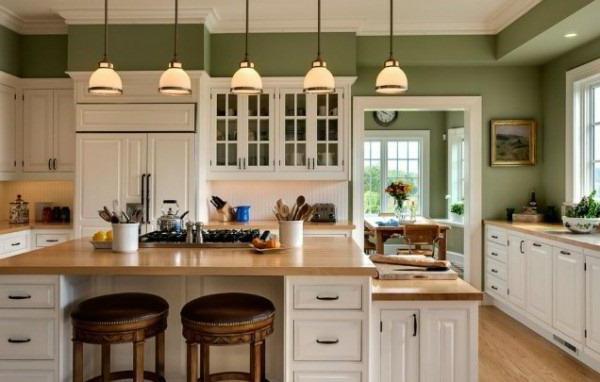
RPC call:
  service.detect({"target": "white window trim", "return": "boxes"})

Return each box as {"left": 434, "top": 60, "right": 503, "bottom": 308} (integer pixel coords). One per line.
{"left": 566, "top": 57, "right": 600, "bottom": 202}
{"left": 447, "top": 127, "right": 465, "bottom": 213}
{"left": 365, "top": 129, "right": 430, "bottom": 217}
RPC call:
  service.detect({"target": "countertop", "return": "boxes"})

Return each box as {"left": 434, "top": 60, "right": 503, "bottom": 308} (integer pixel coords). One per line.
{"left": 372, "top": 278, "right": 483, "bottom": 301}
{"left": 485, "top": 220, "right": 600, "bottom": 252}
{"left": 205, "top": 220, "right": 355, "bottom": 231}
{"left": 0, "top": 221, "right": 72, "bottom": 235}
{"left": 0, "top": 237, "right": 376, "bottom": 276}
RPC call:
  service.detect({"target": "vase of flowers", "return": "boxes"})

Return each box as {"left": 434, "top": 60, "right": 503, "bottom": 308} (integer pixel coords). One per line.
{"left": 385, "top": 180, "right": 414, "bottom": 222}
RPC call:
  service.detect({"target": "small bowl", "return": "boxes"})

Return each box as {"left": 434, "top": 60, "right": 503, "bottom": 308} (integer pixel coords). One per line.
{"left": 562, "top": 216, "right": 600, "bottom": 234}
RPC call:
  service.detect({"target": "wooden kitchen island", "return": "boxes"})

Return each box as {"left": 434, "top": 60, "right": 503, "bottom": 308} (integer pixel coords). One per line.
{"left": 0, "top": 237, "right": 480, "bottom": 382}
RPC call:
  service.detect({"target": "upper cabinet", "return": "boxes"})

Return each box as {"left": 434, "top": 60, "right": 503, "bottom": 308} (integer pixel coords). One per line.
{"left": 0, "top": 84, "right": 16, "bottom": 174}
{"left": 208, "top": 78, "right": 354, "bottom": 181}
{"left": 23, "top": 87, "right": 75, "bottom": 173}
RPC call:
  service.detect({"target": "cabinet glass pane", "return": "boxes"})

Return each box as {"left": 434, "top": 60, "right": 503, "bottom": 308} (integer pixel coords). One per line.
{"left": 260, "top": 120, "right": 269, "bottom": 141}
{"left": 297, "top": 120, "right": 306, "bottom": 140}
{"left": 216, "top": 143, "right": 226, "bottom": 166}
{"left": 297, "top": 143, "right": 306, "bottom": 166}
{"left": 317, "top": 94, "right": 327, "bottom": 116}
{"left": 260, "top": 94, "right": 269, "bottom": 116}
{"left": 227, "top": 94, "right": 237, "bottom": 116}
{"left": 329, "top": 143, "right": 338, "bottom": 165}
{"left": 297, "top": 94, "right": 306, "bottom": 116}
{"left": 286, "top": 95, "right": 295, "bottom": 116}
{"left": 317, "top": 120, "right": 327, "bottom": 141}
{"left": 285, "top": 120, "right": 295, "bottom": 141}
{"left": 328, "top": 120, "right": 338, "bottom": 140}
{"left": 249, "top": 95, "right": 258, "bottom": 117}
{"left": 228, "top": 121, "right": 237, "bottom": 140}
{"left": 248, "top": 143, "right": 257, "bottom": 166}
{"left": 248, "top": 120, "right": 258, "bottom": 141}
{"left": 329, "top": 93, "right": 338, "bottom": 116}
{"left": 260, "top": 143, "right": 269, "bottom": 166}
{"left": 285, "top": 143, "right": 295, "bottom": 165}
{"left": 216, "top": 120, "right": 226, "bottom": 141}
{"left": 317, "top": 143, "right": 327, "bottom": 166}
{"left": 228, "top": 143, "right": 237, "bottom": 166}
{"left": 217, "top": 94, "right": 226, "bottom": 116}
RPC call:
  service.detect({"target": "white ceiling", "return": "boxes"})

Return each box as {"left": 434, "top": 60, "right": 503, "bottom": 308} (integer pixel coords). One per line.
{"left": 0, "top": 0, "right": 542, "bottom": 35}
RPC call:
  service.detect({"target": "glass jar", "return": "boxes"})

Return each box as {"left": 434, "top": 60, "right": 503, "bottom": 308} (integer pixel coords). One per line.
{"left": 9, "top": 195, "right": 29, "bottom": 224}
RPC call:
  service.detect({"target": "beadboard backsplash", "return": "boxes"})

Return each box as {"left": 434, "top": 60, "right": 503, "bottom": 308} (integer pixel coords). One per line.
{"left": 208, "top": 181, "right": 349, "bottom": 221}
{"left": 0, "top": 181, "right": 74, "bottom": 221}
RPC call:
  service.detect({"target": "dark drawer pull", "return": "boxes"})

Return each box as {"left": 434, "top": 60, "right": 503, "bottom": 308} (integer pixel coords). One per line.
{"left": 8, "top": 337, "right": 31, "bottom": 344}
{"left": 45, "top": 239, "right": 59, "bottom": 243}
{"left": 491, "top": 286, "right": 498, "bottom": 291}
{"left": 491, "top": 269, "right": 498, "bottom": 274}
{"left": 316, "top": 295, "right": 339, "bottom": 301}
{"left": 491, "top": 252, "right": 499, "bottom": 257}
{"left": 491, "top": 235, "right": 499, "bottom": 239}
{"left": 8, "top": 294, "right": 31, "bottom": 300}
{"left": 10, "top": 242, "right": 21, "bottom": 247}
{"left": 316, "top": 338, "right": 339, "bottom": 345}
{"left": 533, "top": 243, "right": 542, "bottom": 247}
{"left": 560, "top": 250, "right": 571, "bottom": 256}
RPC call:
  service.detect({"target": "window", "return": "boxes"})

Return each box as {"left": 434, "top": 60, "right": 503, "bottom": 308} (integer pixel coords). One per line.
{"left": 447, "top": 128, "right": 465, "bottom": 211}
{"left": 364, "top": 130, "right": 430, "bottom": 216}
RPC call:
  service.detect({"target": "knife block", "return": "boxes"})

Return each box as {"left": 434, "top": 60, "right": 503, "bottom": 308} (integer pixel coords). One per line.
{"left": 217, "top": 203, "right": 235, "bottom": 222}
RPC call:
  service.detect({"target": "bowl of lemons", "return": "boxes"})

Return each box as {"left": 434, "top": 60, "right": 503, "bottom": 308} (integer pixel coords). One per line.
{"left": 90, "top": 230, "right": 113, "bottom": 249}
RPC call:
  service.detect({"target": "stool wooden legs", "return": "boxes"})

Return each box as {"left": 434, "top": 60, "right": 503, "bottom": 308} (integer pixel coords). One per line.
{"left": 200, "top": 343, "right": 210, "bottom": 382}
{"left": 133, "top": 340, "right": 144, "bottom": 382}
{"left": 73, "top": 341, "right": 83, "bottom": 382}
{"left": 156, "top": 332, "right": 165, "bottom": 378}
{"left": 101, "top": 344, "right": 110, "bottom": 382}
{"left": 187, "top": 341, "right": 198, "bottom": 382}
{"left": 250, "top": 341, "right": 261, "bottom": 382}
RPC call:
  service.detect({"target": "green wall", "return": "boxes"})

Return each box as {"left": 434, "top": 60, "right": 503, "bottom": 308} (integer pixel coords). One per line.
{"left": 0, "top": 25, "right": 20, "bottom": 76}
{"left": 67, "top": 24, "right": 206, "bottom": 71}
{"left": 20, "top": 35, "right": 68, "bottom": 78}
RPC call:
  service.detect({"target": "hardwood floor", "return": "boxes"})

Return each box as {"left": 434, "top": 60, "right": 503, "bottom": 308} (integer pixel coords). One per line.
{"left": 480, "top": 306, "right": 600, "bottom": 381}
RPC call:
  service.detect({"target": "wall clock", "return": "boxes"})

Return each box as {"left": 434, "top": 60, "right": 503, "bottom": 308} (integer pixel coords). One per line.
{"left": 373, "top": 110, "right": 398, "bottom": 127}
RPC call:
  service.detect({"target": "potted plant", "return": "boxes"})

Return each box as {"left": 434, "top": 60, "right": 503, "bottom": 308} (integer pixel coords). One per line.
{"left": 450, "top": 201, "right": 464, "bottom": 223}
{"left": 563, "top": 191, "right": 600, "bottom": 233}
{"left": 385, "top": 180, "right": 414, "bottom": 222}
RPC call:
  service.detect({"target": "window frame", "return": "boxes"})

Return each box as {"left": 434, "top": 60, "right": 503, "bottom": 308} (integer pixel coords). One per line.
{"left": 364, "top": 130, "right": 430, "bottom": 217}
{"left": 447, "top": 127, "right": 465, "bottom": 213}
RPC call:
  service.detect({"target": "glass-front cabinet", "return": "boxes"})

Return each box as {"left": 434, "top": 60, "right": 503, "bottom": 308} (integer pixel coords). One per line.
{"left": 208, "top": 79, "right": 351, "bottom": 180}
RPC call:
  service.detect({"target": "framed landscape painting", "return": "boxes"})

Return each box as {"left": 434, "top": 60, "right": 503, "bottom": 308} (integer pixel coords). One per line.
{"left": 491, "top": 120, "right": 536, "bottom": 166}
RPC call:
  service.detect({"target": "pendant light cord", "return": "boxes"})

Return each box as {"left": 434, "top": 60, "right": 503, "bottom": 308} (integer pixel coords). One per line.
{"left": 317, "top": 0, "right": 322, "bottom": 60}
{"left": 389, "top": 0, "right": 393, "bottom": 59}
{"left": 244, "top": 0, "right": 249, "bottom": 61}
{"left": 103, "top": 0, "right": 108, "bottom": 61}
{"left": 173, "top": 0, "right": 179, "bottom": 60}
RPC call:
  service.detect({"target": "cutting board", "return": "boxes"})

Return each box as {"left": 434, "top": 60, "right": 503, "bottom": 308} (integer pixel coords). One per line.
{"left": 375, "top": 263, "right": 458, "bottom": 280}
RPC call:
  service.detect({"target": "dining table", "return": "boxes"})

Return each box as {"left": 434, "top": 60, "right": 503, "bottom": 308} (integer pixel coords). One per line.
{"left": 364, "top": 216, "right": 450, "bottom": 259}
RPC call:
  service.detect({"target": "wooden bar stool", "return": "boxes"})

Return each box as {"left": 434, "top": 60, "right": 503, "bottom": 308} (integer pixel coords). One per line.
{"left": 71, "top": 292, "right": 169, "bottom": 382}
{"left": 181, "top": 293, "right": 275, "bottom": 382}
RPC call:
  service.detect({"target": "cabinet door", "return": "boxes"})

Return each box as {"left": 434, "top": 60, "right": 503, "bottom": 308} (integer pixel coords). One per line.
{"left": 526, "top": 240, "right": 553, "bottom": 324}
{"left": 245, "top": 91, "right": 275, "bottom": 171}
{"left": 586, "top": 255, "right": 600, "bottom": 353}
{"left": 280, "top": 90, "right": 309, "bottom": 171}
{"left": 53, "top": 89, "right": 76, "bottom": 172}
{"left": 507, "top": 235, "right": 527, "bottom": 309}
{"left": 553, "top": 247, "right": 585, "bottom": 342}
{"left": 211, "top": 91, "right": 240, "bottom": 170}
{"left": 420, "top": 308, "right": 473, "bottom": 382}
{"left": 380, "top": 310, "right": 419, "bottom": 382}
{"left": 147, "top": 134, "right": 195, "bottom": 227}
{"left": 0, "top": 84, "right": 16, "bottom": 172}
{"left": 121, "top": 135, "right": 147, "bottom": 207}
{"left": 313, "top": 91, "right": 343, "bottom": 172}
{"left": 23, "top": 90, "right": 53, "bottom": 172}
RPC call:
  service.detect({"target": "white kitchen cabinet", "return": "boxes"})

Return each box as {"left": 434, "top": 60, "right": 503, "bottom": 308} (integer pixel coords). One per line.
{"left": 75, "top": 133, "right": 196, "bottom": 237}
{"left": 586, "top": 255, "right": 600, "bottom": 354}
{"left": 553, "top": 247, "right": 585, "bottom": 342}
{"left": 379, "top": 310, "right": 419, "bottom": 382}
{"left": 0, "top": 231, "right": 31, "bottom": 260}
{"left": 0, "top": 83, "right": 16, "bottom": 173}
{"left": 23, "top": 89, "right": 75, "bottom": 173}
{"left": 507, "top": 234, "right": 527, "bottom": 309}
{"left": 526, "top": 240, "right": 553, "bottom": 325}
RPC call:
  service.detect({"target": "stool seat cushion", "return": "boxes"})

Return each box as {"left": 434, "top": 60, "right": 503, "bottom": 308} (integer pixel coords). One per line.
{"left": 181, "top": 293, "right": 275, "bottom": 326}
{"left": 72, "top": 292, "right": 169, "bottom": 325}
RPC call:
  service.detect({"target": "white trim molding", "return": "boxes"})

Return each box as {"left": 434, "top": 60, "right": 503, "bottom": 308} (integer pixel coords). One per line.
{"left": 0, "top": 5, "right": 66, "bottom": 35}
{"left": 566, "top": 57, "right": 600, "bottom": 203}
{"left": 353, "top": 96, "right": 483, "bottom": 289}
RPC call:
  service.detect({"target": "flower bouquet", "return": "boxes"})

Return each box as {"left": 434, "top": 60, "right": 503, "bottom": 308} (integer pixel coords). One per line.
{"left": 385, "top": 180, "right": 415, "bottom": 222}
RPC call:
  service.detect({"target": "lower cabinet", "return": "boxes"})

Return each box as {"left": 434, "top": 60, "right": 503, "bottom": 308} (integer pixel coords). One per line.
{"left": 553, "top": 246, "right": 585, "bottom": 342}
{"left": 587, "top": 255, "right": 600, "bottom": 354}
{"left": 526, "top": 241, "right": 553, "bottom": 325}
{"left": 0, "top": 230, "right": 31, "bottom": 260}
{"left": 374, "top": 303, "right": 478, "bottom": 382}
{"left": 507, "top": 234, "right": 527, "bottom": 309}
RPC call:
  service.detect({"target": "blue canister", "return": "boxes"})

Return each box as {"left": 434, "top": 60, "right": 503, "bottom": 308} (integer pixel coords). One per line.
{"left": 234, "top": 206, "right": 251, "bottom": 222}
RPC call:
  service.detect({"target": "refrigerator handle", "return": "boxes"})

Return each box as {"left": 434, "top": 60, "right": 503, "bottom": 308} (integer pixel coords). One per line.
{"left": 141, "top": 174, "right": 146, "bottom": 224}
{"left": 146, "top": 173, "right": 151, "bottom": 227}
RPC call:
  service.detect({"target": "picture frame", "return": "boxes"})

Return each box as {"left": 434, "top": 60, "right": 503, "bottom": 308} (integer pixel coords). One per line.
{"left": 491, "top": 119, "right": 537, "bottom": 166}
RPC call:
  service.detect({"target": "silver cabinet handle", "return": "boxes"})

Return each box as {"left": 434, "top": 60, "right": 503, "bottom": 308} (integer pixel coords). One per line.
{"left": 316, "top": 295, "right": 339, "bottom": 301}
{"left": 8, "top": 294, "right": 31, "bottom": 300}
{"left": 316, "top": 338, "right": 339, "bottom": 345}
{"left": 8, "top": 337, "right": 31, "bottom": 344}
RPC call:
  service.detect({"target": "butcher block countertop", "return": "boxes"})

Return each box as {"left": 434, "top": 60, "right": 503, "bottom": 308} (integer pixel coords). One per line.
{"left": 486, "top": 220, "right": 600, "bottom": 252}
{"left": 205, "top": 220, "right": 355, "bottom": 231}
{"left": 0, "top": 221, "right": 72, "bottom": 235}
{"left": 372, "top": 278, "right": 483, "bottom": 301}
{"left": 0, "top": 237, "right": 376, "bottom": 276}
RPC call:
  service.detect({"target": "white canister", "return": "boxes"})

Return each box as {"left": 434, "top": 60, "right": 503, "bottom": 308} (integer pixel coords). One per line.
{"left": 279, "top": 220, "right": 304, "bottom": 248}
{"left": 112, "top": 223, "right": 140, "bottom": 253}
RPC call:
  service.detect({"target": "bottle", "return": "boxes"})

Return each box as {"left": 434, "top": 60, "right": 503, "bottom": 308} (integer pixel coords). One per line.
{"left": 529, "top": 191, "right": 537, "bottom": 211}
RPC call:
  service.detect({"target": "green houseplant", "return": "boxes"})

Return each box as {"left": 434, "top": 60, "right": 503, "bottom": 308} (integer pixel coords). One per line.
{"left": 563, "top": 191, "right": 600, "bottom": 233}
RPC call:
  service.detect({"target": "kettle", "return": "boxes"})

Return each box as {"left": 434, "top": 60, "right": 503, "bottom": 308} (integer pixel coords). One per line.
{"left": 157, "top": 200, "right": 189, "bottom": 232}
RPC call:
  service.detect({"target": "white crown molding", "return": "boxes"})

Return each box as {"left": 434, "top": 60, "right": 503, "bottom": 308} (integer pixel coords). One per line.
{"left": 210, "top": 17, "right": 365, "bottom": 34}
{"left": 488, "top": 0, "right": 542, "bottom": 34}
{"left": 0, "top": 4, "right": 66, "bottom": 35}
{"left": 358, "top": 22, "right": 498, "bottom": 36}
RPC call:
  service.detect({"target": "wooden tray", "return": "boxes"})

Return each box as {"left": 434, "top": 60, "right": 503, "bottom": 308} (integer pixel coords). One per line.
{"left": 375, "top": 263, "right": 457, "bottom": 280}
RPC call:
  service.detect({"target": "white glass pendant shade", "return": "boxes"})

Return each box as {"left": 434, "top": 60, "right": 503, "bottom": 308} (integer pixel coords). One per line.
{"left": 159, "top": 61, "right": 192, "bottom": 95}
{"left": 303, "top": 60, "right": 335, "bottom": 94}
{"left": 375, "top": 59, "right": 408, "bottom": 94}
{"left": 88, "top": 61, "right": 123, "bottom": 95}
{"left": 231, "top": 61, "right": 263, "bottom": 94}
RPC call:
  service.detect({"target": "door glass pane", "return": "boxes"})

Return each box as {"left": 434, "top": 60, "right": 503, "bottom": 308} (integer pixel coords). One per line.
{"left": 216, "top": 143, "right": 226, "bottom": 166}
{"left": 297, "top": 143, "right": 306, "bottom": 166}
{"left": 217, "top": 95, "right": 226, "bottom": 116}
{"left": 329, "top": 93, "right": 338, "bottom": 116}
{"left": 248, "top": 120, "right": 258, "bottom": 141}
{"left": 260, "top": 94, "right": 269, "bottom": 116}
{"left": 260, "top": 120, "right": 269, "bottom": 141}
{"left": 317, "top": 120, "right": 327, "bottom": 141}
{"left": 285, "top": 143, "right": 295, "bottom": 165}
{"left": 328, "top": 120, "right": 338, "bottom": 141}
{"left": 228, "top": 121, "right": 237, "bottom": 140}
{"left": 260, "top": 143, "right": 269, "bottom": 166}
{"left": 329, "top": 143, "right": 338, "bottom": 165}
{"left": 228, "top": 144, "right": 237, "bottom": 166}
{"left": 297, "top": 120, "right": 306, "bottom": 140}
{"left": 317, "top": 143, "right": 327, "bottom": 165}
{"left": 248, "top": 143, "right": 257, "bottom": 166}
{"left": 216, "top": 120, "right": 226, "bottom": 141}
{"left": 317, "top": 95, "right": 327, "bottom": 116}
{"left": 248, "top": 95, "right": 258, "bottom": 117}
{"left": 297, "top": 94, "right": 306, "bottom": 116}
{"left": 227, "top": 94, "right": 237, "bottom": 116}
{"left": 285, "top": 94, "right": 295, "bottom": 116}
{"left": 285, "top": 120, "right": 295, "bottom": 141}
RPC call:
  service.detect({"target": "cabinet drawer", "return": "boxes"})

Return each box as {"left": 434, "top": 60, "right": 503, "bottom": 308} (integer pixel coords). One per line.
{"left": 0, "top": 370, "right": 53, "bottom": 382}
{"left": 294, "top": 372, "right": 361, "bottom": 382}
{"left": 486, "top": 243, "right": 507, "bottom": 264}
{"left": 486, "top": 275, "right": 507, "bottom": 298}
{"left": 2, "top": 232, "right": 28, "bottom": 254}
{"left": 0, "top": 318, "right": 54, "bottom": 360}
{"left": 294, "top": 320, "right": 362, "bottom": 361}
{"left": 294, "top": 284, "right": 362, "bottom": 310}
{"left": 486, "top": 258, "right": 507, "bottom": 281}
{"left": 486, "top": 226, "right": 507, "bottom": 246}
{"left": 0, "top": 284, "right": 55, "bottom": 308}
{"left": 36, "top": 233, "right": 69, "bottom": 247}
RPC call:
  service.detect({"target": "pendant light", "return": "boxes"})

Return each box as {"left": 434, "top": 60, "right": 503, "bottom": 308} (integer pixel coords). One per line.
{"left": 88, "top": 0, "right": 122, "bottom": 95}
{"left": 159, "top": 0, "right": 192, "bottom": 95}
{"left": 375, "top": 0, "right": 408, "bottom": 94}
{"left": 231, "top": 0, "right": 262, "bottom": 94}
{"left": 303, "top": 0, "right": 335, "bottom": 94}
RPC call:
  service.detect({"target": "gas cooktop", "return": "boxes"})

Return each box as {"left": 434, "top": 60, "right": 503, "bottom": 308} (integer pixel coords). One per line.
{"left": 139, "top": 229, "right": 261, "bottom": 248}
